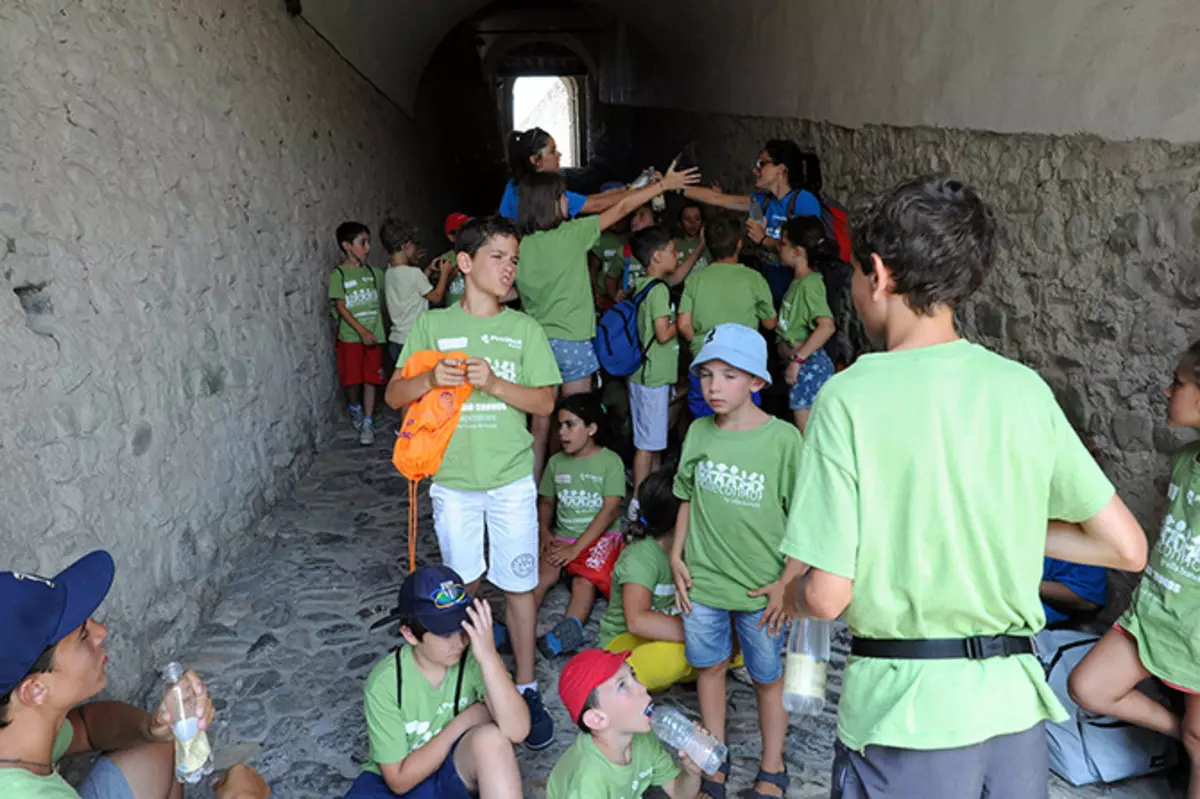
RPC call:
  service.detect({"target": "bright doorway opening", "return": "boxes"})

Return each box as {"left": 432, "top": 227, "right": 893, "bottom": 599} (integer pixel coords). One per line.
{"left": 511, "top": 76, "right": 580, "bottom": 168}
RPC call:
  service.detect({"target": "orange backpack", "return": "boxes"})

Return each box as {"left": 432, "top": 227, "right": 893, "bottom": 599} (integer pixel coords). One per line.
{"left": 392, "top": 350, "right": 472, "bottom": 570}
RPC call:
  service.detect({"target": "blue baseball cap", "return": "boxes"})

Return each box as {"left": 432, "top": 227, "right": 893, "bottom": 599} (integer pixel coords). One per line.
{"left": 372, "top": 565, "right": 472, "bottom": 637}
{"left": 0, "top": 550, "right": 115, "bottom": 694}
{"left": 691, "top": 323, "right": 772, "bottom": 386}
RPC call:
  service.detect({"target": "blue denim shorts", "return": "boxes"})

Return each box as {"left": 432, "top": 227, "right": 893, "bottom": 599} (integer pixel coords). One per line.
{"left": 788, "top": 349, "right": 835, "bottom": 410}
{"left": 549, "top": 338, "right": 599, "bottom": 383}
{"left": 78, "top": 756, "right": 134, "bottom": 799}
{"left": 345, "top": 741, "right": 471, "bottom": 799}
{"left": 682, "top": 600, "right": 786, "bottom": 684}
{"left": 687, "top": 373, "right": 762, "bottom": 419}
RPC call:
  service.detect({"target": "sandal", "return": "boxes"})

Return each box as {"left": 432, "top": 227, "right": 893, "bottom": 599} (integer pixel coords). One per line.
{"left": 741, "top": 768, "right": 789, "bottom": 799}
{"left": 699, "top": 758, "right": 730, "bottom": 799}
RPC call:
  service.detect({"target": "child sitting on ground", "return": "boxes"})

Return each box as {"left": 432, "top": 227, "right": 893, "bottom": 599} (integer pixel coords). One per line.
{"left": 329, "top": 221, "right": 387, "bottom": 445}
{"left": 381, "top": 218, "right": 451, "bottom": 375}
{"left": 346, "top": 565, "right": 529, "bottom": 799}
{"left": 671, "top": 323, "right": 803, "bottom": 799}
{"left": 776, "top": 216, "right": 838, "bottom": 433}
{"left": 599, "top": 469, "right": 698, "bottom": 693}
{"left": 548, "top": 649, "right": 702, "bottom": 799}
{"left": 535, "top": 393, "right": 626, "bottom": 657}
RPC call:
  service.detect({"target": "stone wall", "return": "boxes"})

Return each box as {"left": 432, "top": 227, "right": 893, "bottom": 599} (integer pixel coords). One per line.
{"left": 0, "top": 0, "right": 433, "bottom": 696}
{"left": 630, "top": 108, "right": 1200, "bottom": 607}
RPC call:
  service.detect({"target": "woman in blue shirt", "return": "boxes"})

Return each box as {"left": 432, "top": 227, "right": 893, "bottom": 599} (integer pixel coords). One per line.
{"left": 499, "top": 128, "right": 631, "bottom": 221}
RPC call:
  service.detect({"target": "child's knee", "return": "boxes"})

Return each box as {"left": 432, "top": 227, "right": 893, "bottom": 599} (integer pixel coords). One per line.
{"left": 466, "top": 722, "right": 515, "bottom": 759}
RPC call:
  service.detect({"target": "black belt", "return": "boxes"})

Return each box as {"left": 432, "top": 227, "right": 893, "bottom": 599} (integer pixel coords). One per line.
{"left": 850, "top": 635, "right": 1035, "bottom": 661}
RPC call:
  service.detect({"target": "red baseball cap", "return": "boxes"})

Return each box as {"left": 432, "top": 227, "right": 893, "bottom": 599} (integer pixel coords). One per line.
{"left": 559, "top": 649, "right": 630, "bottom": 723}
{"left": 444, "top": 212, "right": 471, "bottom": 236}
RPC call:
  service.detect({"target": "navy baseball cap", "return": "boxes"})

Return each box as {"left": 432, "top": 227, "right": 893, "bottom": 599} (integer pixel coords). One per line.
{"left": 372, "top": 565, "right": 472, "bottom": 637}
{"left": 0, "top": 550, "right": 115, "bottom": 694}
{"left": 691, "top": 323, "right": 772, "bottom": 386}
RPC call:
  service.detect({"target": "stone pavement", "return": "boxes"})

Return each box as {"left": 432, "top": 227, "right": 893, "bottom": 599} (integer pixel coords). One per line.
{"left": 180, "top": 414, "right": 1183, "bottom": 798}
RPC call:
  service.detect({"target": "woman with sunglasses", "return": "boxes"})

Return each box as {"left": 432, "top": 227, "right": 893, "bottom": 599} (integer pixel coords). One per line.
{"left": 682, "top": 140, "right": 821, "bottom": 304}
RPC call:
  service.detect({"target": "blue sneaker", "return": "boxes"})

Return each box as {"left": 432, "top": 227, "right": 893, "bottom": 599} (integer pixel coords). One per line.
{"left": 538, "top": 616, "right": 584, "bottom": 658}
{"left": 522, "top": 687, "right": 555, "bottom": 750}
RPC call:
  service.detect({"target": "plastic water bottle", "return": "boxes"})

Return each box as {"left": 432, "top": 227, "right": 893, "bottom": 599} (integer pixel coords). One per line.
{"left": 649, "top": 704, "right": 727, "bottom": 775}
{"left": 629, "top": 168, "right": 654, "bottom": 190}
{"left": 783, "top": 618, "right": 831, "bottom": 715}
{"left": 749, "top": 201, "right": 766, "bottom": 225}
{"left": 161, "top": 662, "right": 214, "bottom": 784}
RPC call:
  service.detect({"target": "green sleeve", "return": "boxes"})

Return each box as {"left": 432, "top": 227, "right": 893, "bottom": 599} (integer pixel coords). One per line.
{"left": 643, "top": 734, "right": 682, "bottom": 787}
{"left": 364, "top": 662, "right": 410, "bottom": 765}
{"left": 804, "top": 275, "right": 833, "bottom": 320}
{"left": 397, "top": 313, "right": 432, "bottom": 371}
{"left": 462, "top": 651, "right": 488, "bottom": 706}
{"left": 520, "top": 317, "right": 565, "bottom": 387}
{"left": 571, "top": 216, "right": 603, "bottom": 251}
{"left": 779, "top": 424, "right": 805, "bottom": 513}
{"left": 602, "top": 450, "right": 626, "bottom": 497}
{"left": 679, "top": 277, "right": 697, "bottom": 315}
{"left": 779, "top": 391, "right": 859, "bottom": 579}
{"left": 1047, "top": 394, "right": 1116, "bottom": 522}
{"left": 753, "top": 272, "right": 775, "bottom": 320}
{"left": 673, "top": 426, "right": 701, "bottom": 501}
{"left": 616, "top": 544, "right": 659, "bottom": 590}
{"left": 647, "top": 283, "right": 671, "bottom": 322}
{"left": 539, "top": 457, "right": 558, "bottom": 497}
{"left": 328, "top": 269, "right": 345, "bottom": 300}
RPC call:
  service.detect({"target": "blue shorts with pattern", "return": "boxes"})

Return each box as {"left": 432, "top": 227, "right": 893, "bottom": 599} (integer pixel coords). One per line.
{"left": 549, "top": 338, "right": 599, "bottom": 383}
{"left": 788, "top": 348, "right": 835, "bottom": 410}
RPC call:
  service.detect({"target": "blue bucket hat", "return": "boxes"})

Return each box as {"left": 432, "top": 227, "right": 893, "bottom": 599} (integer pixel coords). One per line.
{"left": 691, "top": 323, "right": 772, "bottom": 386}
{"left": 0, "top": 550, "right": 115, "bottom": 694}
{"left": 372, "top": 565, "right": 472, "bottom": 637}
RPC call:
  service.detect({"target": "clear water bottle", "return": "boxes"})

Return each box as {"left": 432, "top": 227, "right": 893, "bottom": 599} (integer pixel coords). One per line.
{"left": 648, "top": 704, "right": 727, "bottom": 775}
{"left": 161, "top": 662, "right": 214, "bottom": 784}
{"left": 748, "top": 201, "right": 766, "bottom": 225}
{"left": 783, "top": 618, "right": 831, "bottom": 715}
{"left": 629, "top": 168, "right": 654, "bottom": 190}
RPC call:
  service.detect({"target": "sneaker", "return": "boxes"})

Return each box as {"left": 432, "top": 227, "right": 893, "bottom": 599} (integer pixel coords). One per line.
{"left": 537, "top": 616, "right": 585, "bottom": 658}
{"left": 358, "top": 418, "right": 376, "bottom": 446}
{"left": 626, "top": 497, "right": 641, "bottom": 524}
{"left": 348, "top": 405, "right": 365, "bottom": 432}
{"left": 729, "top": 664, "right": 754, "bottom": 686}
{"left": 521, "top": 687, "right": 555, "bottom": 750}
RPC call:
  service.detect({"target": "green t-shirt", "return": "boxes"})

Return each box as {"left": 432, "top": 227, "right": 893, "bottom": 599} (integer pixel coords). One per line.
{"left": 678, "top": 262, "right": 775, "bottom": 354}
{"left": 0, "top": 720, "right": 79, "bottom": 797}
{"left": 518, "top": 216, "right": 602, "bottom": 341}
{"left": 674, "top": 416, "right": 803, "bottom": 611}
{"left": 1118, "top": 442, "right": 1200, "bottom": 692}
{"left": 547, "top": 731, "right": 679, "bottom": 799}
{"left": 399, "top": 304, "right": 562, "bottom": 490}
{"left": 598, "top": 538, "right": 678, "bottom": 647}
{"left": 592, "top": 231, "right": 626, "bottom": 294}
{"left": 676, "top": 236, "right": 710, "bottom": 270}
{"left": 630, "top": 277, "right": 678, "bottom": 388}
{"left": 777, "top": 272, "right": 831, "bottom": 347}
{"left": 440, "top": 249, "right": 466, "bottom": 307}
{"left": 362, "top": 646, "right": 487, "bottom": 773}
{"left": 539, "top": 448, "right": 626, "bottom": 541}
{"left": 779, "top": 339, "right": 1115, "bottom": 752}
{"left": 329, "top": 265, "right": 386, "bottom": 343}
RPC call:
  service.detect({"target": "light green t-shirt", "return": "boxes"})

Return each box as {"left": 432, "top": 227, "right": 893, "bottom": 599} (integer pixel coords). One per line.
{"left": 362, "top": 646, "right": 487, "bottom": 773}
{"left": 779, "top": 339, "right": 1115, "bottom": 752}
{"left": 518, "top": 216, "right": 602, "bottom": 341}
{"left": 399, "top": 304, "right": 562, "bottom": 491}
{"left": 591, "top": 231, "right": 626, "bottom": 295}
{"left": 598, "top": 538, "right": 678, "bottom": 647}
{"left": 1118, "top": 442, "right": 1200, "bottom": 692}
{"left": 547, "top": 731, "right": 679, "bottom": 799}
{"left": 674, "top": 416, "right": 803, "bottom": 611}
{"left": 678, "top": 261, "right": 775, "bottom": 354}
{"left": 329, "top": 265, "right": 386, "bottom": 343}
{"left": 0, "top": 720, "right": 79, "bottom": 797}
{"left": 438, "top": 250, "right": 466, "bottom": 307}
{"left": 539, "top": 448, "right": 626, "bottom": 541}
{"left": 676, "top": 236, "right": 710, "bottom": 270}
{"left": 777, "top": 272, "right": 831, "bottom": 347}
{"left": 630, "top": 277, "right": 678, "bottom": 388}
{"left": 384, "top": 265, "right": 433, "bottom": 346}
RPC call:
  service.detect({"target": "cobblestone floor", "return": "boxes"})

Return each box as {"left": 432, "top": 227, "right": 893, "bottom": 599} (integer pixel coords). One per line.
{"left": 182, "top": 414, "right": 1183, "bottom": 798}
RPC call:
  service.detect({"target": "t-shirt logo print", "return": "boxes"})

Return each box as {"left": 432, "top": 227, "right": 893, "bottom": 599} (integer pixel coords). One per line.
{"left": 697, "top": 460, "right": 765, "bottom": 507}
{"left": 558, "top": 489, "right": 603, "bottom": 513}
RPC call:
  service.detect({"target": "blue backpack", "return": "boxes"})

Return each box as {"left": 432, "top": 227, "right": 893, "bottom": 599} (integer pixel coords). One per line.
{"left": 593, "top": 279, "right": 665, "bottom": 377}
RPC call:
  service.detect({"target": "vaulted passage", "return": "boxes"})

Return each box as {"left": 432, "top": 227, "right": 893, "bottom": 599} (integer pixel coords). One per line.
{"left": 2, "top": 0, "right": 1199, "bottom": 797}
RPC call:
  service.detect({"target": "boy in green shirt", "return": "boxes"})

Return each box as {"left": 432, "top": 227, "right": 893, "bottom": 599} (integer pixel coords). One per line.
{"left": 329, "top": 221, "right": 388, "bottom": 445}
{"left": 778, "top": 176, "right": 1147, "bottom": 798}
{"left": 348, "top": 565, "right": 529, "bottom": 799}
{"left": 385, "top": 215, "right": 562, "bottom": 750}
{"left": 548, "top": 649, "right": 701, "bottom": 799}
{"left": 671, "top": 323, "right": 802, "bottom": 799}
{"left": 438, "top": 212, "right": 470, "bottom": 308}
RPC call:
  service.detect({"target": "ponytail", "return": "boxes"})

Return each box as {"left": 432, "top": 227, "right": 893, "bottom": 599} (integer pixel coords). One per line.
{"left": 508, "top": 127, "right": 552, "bottom": 183}
{"left": 782, "top": 216, "right": 840, "bottom": 271}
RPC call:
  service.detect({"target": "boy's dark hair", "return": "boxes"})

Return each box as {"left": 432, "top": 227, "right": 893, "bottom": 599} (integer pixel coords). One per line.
{"left": 628, "top": 469, "right": 680, "bottom": 543}
{"left": 556, "top": 392, "right": 609, "bottom": 447}
{"left": 508, "top": 127, "right": 553, "bottom": 184}
{"left": 576, "top": 688, "right": 600, "bottom": 734}
{"left": 379, "top": 218, "right": 418, "bottom": 256}
{"left": 705, "top": 215, "right": 743, "bottom": 261}
{"left": 455, "top": 215, "right": 519, "bottom": 258}
{"left": 399, "top": 616, "right": 429, "bottom": 641}
{"left": 629, "top": 226, "right": 673, "bottom": 271}
{"left": 782, "top": 216, "right": 840, "bottom": 269}
{"left": 850, "top": 175, "right": 996, "bottom": 315}
{"left": 517, "top": 172, "right": 567, "bottom": 236}
{"left": 0, "top": 645, "right": 54, "bottom": 729}
{"left": 336, "top": 221, "right": 369, "bottom": 249}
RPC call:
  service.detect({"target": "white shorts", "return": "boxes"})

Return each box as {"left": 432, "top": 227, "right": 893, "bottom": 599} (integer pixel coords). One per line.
{"left": 629, "top": 381, "right": 670, "bottom": 452}
{"left": 429, "top": 476, "right": 539, "bottom": 592}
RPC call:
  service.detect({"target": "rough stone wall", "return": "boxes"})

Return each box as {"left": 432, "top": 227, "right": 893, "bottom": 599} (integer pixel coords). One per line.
{"left": 0, "top": 0, "right": 432, "bottom": 696}
{"left": 630, "top": 108, "right": 1200, "bottom": 609}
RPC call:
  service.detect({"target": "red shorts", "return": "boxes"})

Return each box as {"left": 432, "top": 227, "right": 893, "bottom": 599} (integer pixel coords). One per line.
{"left": 564, "top": 532, "right": 625, "bottom": 599}
{"left": 336, "top": 340, "right": 386, "bottom": 387}
{"left": 1112, "top": 623, "right": 1199, "bottom": 695}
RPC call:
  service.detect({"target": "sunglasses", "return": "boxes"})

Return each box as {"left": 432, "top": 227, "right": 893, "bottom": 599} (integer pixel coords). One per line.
{"left": 754, "top": 158, "right": 776, "bottom": 170}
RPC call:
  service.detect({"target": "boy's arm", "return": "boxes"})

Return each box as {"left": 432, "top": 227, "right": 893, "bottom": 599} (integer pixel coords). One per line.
{"left": 676, "top": 313, "right": 695, "bottom": 342}
{"left": 782, "top": 557, "right": 853, "bottom": 621}
{"left": 538, "top": 495, "right": 556, "bottom": 548}
{"left": 334, "top": 299, "right": 377, "bottom": 345}
{"left": 378, "top": 705, "right": 491, "bottom": 795}
{"left": 663, "top": 769, "right": 703, "bottom": 799}
{"left": 667, "top": 234, "right": 706, "bottom": 287}
{"left": 623, "top": 583, "right": 685, "bottom": 642}
{"left": 654, "top": 314, "right": 678, "bottom": 345}
{"left": 669, "top": 501, "right": 694, "bottom": 614}
{"left": 423, "top": 266, "right": 452, "bottom": 305}
{"left": 1045, "top": 496, "right": 1147, "bottom": 572}
{"left": 463, "top": 600, "right": 531, "bottom": 743}
{"left": 759, "top": 315, "right": 778, "bottom": 331}
{"left": 465, "top": 359, "right": 555, "bottom": 416}
{"left": 385, "top": 357, "right": 466, "bottom": 410}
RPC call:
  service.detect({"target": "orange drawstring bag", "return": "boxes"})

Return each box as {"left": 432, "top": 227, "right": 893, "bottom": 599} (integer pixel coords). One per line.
{"left": 393, "top": 350, "right": 472, "bottom": 571}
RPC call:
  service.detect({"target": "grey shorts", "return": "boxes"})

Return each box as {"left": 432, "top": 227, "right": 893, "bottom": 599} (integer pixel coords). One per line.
{"left": 629, "top": 381, "right": 670, "bottom": 452}
{"left": 79, "top": 756, "right": 135, "bottom": 799}
{"left": 831, "top": 722, "right": 1047, "bottom": 799}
